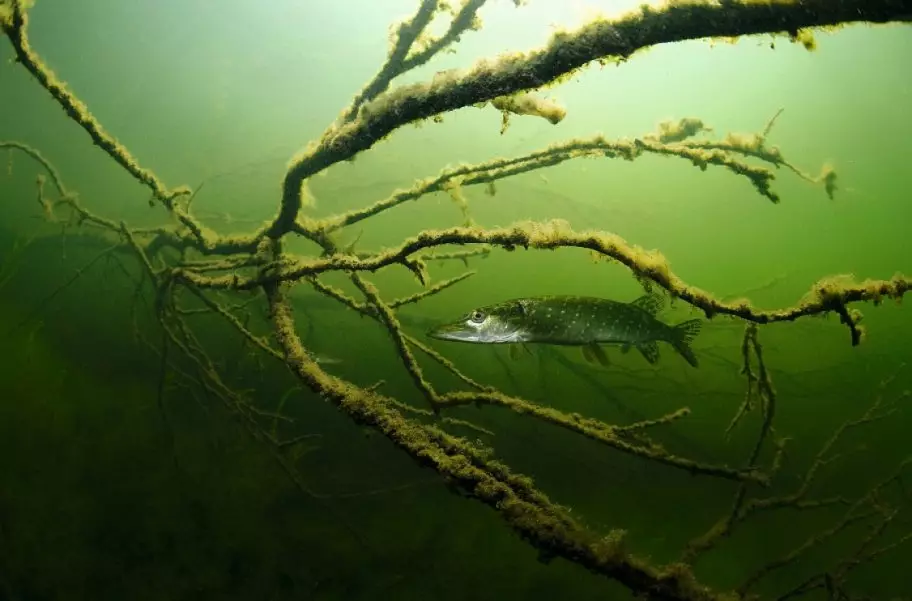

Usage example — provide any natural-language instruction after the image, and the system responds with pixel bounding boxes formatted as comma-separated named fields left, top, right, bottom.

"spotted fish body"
left=427, top=293, right=701, bottom=367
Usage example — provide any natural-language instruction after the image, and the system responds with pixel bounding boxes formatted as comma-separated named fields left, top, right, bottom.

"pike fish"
left=427, top=293, right=701, bottom=367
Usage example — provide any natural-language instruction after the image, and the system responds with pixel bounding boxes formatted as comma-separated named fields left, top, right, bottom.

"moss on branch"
left=3, top=1, right=911, bottom=599
left=273, top=0, right=912, bottom=235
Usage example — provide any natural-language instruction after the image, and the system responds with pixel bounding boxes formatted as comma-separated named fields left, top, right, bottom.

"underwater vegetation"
left=2, top=1, right=912, bottom=600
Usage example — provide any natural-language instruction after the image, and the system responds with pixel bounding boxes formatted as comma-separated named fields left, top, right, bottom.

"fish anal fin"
left=630, top=292, right=664, bottom=316
left=587, top=343, right=610, bottom=367
left=636, top=341, right=660, bottom=364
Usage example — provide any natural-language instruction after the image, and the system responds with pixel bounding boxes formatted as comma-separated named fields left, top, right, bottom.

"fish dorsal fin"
left=630, top=292, right=664, bottom=316
left=636, top=341, right=660, bottom=364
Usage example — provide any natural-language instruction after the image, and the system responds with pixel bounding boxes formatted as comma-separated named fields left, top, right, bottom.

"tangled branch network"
left=2, top=1, right=911, bottom=600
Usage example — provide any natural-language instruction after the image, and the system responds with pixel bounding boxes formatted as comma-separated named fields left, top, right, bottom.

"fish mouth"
left=426, top=323, right=475, bottom=342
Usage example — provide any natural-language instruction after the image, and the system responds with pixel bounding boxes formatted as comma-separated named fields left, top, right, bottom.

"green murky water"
left=1, top=2, right=910, bottom=599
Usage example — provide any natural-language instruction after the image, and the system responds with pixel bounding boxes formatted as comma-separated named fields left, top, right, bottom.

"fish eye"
left=469, top=310, right=486, bottom=324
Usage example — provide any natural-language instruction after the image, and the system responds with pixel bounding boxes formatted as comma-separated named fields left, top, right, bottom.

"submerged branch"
left=272, top=0, right=912, bottom=235
left=2, top=1, right=910, bottom=599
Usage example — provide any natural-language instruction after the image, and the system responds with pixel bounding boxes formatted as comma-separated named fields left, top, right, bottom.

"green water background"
left=1, top=1, right=910, bottom=599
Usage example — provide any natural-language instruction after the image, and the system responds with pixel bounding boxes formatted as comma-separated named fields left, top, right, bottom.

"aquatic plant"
left=2, top=1, right=910, bottom=600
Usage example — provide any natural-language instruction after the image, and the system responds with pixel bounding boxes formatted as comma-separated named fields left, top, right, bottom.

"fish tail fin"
left=670, top=319, right=701, bottom=367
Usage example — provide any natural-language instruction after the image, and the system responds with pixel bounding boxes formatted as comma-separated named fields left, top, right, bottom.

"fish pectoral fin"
left=636, top=341, right=660, bottom=364
left=587, top=343, right=610, bottom=367
left=581, top=344, right=610, bottom=367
